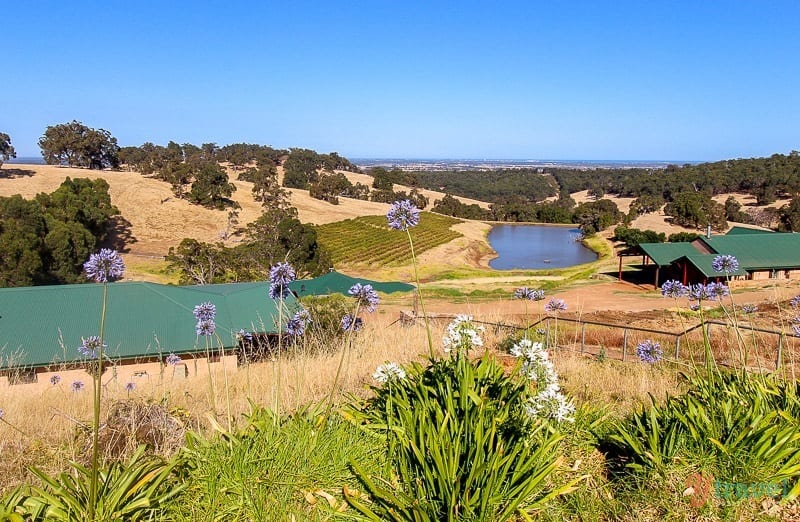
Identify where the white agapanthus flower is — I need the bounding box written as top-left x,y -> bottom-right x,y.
510,338 -> 575,423
373,362 -> 406,384
442,315 -> 485,353
524,388 -> 576,423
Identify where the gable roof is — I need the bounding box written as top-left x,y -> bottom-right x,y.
0,281 -> 300,369
638,242 -> 700,266
288,270 -> 414,297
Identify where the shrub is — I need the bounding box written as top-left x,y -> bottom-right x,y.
344,330 -> 578,520
606,369 -> 800,499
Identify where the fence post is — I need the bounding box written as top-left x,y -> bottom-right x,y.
675,335 -> 681,359
622,329 -> 628,361
581,323 -> 586,353
776,334 -> 783,370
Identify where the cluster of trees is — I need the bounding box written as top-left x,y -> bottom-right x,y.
432,193 -> 622,234
0,178 -> 118,286
409,169 -> 559,204
118,141 -> 237,208
612,226 -> 701,250
39,121 -> 120,169
366,168 -> 428,208
167,169 -> 330,284
0,132 -> 16,168
282,148 -> 358,189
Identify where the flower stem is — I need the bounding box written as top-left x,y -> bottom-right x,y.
88,282 -> 108,521
407,229 -> 434,358
325,302 -> 361,419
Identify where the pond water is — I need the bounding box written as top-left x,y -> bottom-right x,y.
487,225 -> 597,270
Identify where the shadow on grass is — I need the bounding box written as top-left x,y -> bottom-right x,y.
103,216 -> 137,253
0,167 -> 35,178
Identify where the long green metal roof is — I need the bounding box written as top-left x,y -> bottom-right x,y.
0,281 -> 299,369
699,233 -> 800,271
288,270 -> 414,297
637,242 -> 700,266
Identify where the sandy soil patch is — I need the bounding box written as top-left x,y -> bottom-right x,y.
571,190 -> 635,214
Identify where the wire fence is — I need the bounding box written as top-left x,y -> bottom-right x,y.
399,311 -> 792,370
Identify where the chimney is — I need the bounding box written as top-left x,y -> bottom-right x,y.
706,224 -> 712,239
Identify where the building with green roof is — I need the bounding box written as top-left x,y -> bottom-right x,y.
636,228 -> 800,287
0,281 -> 300,373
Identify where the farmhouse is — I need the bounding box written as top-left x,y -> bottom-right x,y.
636,228 -> 800,287
0,281 -> 301,389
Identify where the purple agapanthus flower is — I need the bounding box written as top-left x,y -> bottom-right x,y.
195,319 -> 216,336
712,254 -> 739,274
741,304 -> 758,314
791,296 -> 800,308
269,262 -> 296,299
125,382 -> 136,392
793,324 -> 800,338
387,199 -> 421,231
50,375 -> 61,386
78,335 -> 106,359
636,339 -> 663,363
661,279 -> 688,298
193,302 -> 216,322
688,282 -> 728,302
165,353 -> 182,365
341,314 -> 363,332
71,380 -> 85,392
237,329 -> 253,342
348,283 -> 379,313
83,249 -> 125,283
544,298 -> 567,313
705,282 -> 730,300
514,287 -> 546,301
285,310 -> 309,337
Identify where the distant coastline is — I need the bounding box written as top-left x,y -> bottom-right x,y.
7,156 -> 700,171
6,157 -> 45,165
352,158 -> 697,171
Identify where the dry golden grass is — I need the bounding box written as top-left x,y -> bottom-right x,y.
0,311 -> 685,492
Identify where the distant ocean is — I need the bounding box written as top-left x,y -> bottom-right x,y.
6,156 -> 698,171
6,157 -> 45,165
352,158 -> 697,171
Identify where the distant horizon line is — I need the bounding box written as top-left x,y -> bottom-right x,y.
2,155 -> 715,167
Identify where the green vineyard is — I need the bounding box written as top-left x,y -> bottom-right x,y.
316,213 -> 463,266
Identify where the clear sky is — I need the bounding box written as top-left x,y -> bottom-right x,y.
4,1 -> 799,161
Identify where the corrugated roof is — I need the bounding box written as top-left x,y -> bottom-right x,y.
726,226 -> 774,235
638,242 -> 700,266
0,281 -> 300,369
700,233 -> 800,270
681,254 -> 749,277
289,270 -> 414,297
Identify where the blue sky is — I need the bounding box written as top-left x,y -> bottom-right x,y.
4,1 -> 799,161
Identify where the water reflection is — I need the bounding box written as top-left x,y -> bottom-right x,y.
487,225 -> 597,270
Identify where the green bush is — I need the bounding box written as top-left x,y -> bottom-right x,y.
4,446 -> 183,521
607,369 -> 800,498
345,344 -> 578,521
